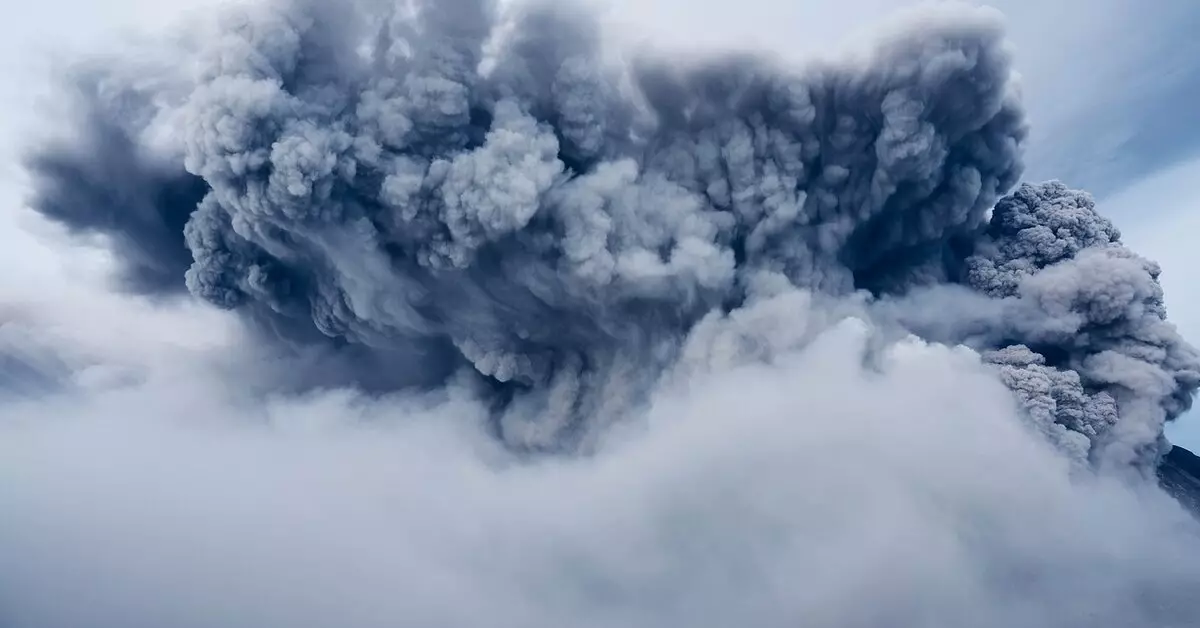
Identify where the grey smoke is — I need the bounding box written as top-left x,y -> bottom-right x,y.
7,0 -> 1200,625
24,72 -> 208,295
876,181 -> 1200,469
23,0 -> 1017,437
23,0 -> 1195,467
967,182 -> 1200,469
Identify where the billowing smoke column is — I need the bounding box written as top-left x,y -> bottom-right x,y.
24,0 -> 1198,466
968,183 -> 1200,468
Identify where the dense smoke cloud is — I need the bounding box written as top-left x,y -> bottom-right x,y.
968,182 -> 1200,467
6,0 -> 1200,625
876,181 -> 1200,469
25,0 -> 1033,446
23,0 -> 1196,466
24,71 -> 209,294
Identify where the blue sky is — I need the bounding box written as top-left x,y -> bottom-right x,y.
2,0 -> 1199,448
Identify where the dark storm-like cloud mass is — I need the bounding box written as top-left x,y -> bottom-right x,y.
24,74 -> 209,294
8,1 -> 1200,626
23,0 -> 1196,467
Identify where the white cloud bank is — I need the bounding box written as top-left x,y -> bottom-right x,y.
1,261 -> 1200,627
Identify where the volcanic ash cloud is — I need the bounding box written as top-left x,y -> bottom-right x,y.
5,2 -> 1200,625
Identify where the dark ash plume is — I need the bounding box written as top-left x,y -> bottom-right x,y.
25,74 -> 208,295
966,182 -> 1200,469
21,0 -> 1197,465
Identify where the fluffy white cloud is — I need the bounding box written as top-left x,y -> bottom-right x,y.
1,278 -> 1198,627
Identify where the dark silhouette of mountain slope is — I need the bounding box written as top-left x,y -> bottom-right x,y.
1160,445 -> 1200,515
